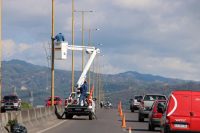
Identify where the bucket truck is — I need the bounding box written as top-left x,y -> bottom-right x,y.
54,41 -> 100,120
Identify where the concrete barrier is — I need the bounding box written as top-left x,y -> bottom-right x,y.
0,106 -> 64,133
0,113 -> 9,133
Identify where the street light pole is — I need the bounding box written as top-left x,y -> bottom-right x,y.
98,55 -> 102,108
74,10 -> 93,72
71,0 -> 75,92
0,0 -> 2,110
88,28 -> 99,92
51,0 -> 55,106
81,11 -> 84,72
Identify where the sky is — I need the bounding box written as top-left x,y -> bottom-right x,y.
2,0 -> 200,81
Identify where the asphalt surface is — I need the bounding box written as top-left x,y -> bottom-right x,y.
124,110 -> 160,133
37,109 -> 160,133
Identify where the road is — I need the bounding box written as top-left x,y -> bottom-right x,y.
124,110 -> 160,133
38,109 -> 160,133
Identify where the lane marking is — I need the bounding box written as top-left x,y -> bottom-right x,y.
37,120 -> 67,133
167,94 -> 177,116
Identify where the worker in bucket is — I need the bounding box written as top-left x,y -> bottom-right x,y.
53,33 -> 65,42
79,80 -> 88,106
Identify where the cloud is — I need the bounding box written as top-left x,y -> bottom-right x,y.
3,40 -> 31,58
2,0 -> 200,81
2,39 -> 48,66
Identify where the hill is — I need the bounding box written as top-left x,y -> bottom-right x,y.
2,59 -> 200,107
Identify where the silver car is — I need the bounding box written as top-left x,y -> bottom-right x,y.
130,95 -> 143,112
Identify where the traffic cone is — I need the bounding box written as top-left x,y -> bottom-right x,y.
119,108 -> 123,117
118,104 -> 120,113
121,114 -> 126,128
128,127 -> 132,133
119,101 -> 122,109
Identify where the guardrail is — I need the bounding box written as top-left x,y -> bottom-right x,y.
0,106 -> 63,133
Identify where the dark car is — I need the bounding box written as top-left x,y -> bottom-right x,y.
129,95 -> 143,112
1,95 -> 21,112
46,96 -> 63,107
148,100 -> 167,131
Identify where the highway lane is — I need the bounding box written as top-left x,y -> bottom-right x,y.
39,109 -> 160,133
124,110 -> 160,133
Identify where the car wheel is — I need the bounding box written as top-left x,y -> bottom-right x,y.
131,109 -> 134,112
148,122 -> 154,131
1,108 -> 5,113
138,113 -> 144,122
89,113 -> 93,120
164,125 -> 171,133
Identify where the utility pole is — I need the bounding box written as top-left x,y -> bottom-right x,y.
74,10 -> 93,72
88,28 -> 99,92
95,54 -> 99,102
71,0 -> 75,92
0,0 -> 2,110
81,11 -> 84,72
98,57 -> 101,107
88,29 -> 91,91
51,0 -> 55,106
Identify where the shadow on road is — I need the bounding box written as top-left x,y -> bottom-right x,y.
131,128 -> 160,132
126,119 -> 148,123
124,111 -> 139,114
118,119 -> 148,123
71,117 -> 88,120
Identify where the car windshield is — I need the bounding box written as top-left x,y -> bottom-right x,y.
135,96 -> 143,100
144,95 -> 166,101
3,96 -> 18,101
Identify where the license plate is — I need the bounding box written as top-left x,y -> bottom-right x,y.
174,124 -> 187,128
75,108 -> 82,111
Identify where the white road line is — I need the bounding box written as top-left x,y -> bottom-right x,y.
37,120 -> 67,133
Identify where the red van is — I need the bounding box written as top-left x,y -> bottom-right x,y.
160,90 -> 200,133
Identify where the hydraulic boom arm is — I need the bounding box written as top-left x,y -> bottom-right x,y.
55,42 -> 100,89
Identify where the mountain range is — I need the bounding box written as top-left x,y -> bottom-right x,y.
2,59 -> 200,107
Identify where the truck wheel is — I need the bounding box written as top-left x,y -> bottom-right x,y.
138,113 -> 144,122
65,113 -> 73,119
89,113 -> 93,120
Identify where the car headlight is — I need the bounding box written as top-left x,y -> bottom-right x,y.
14,103 -> 19,106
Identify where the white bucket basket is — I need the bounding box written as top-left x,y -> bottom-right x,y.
55,42 -> 68,60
